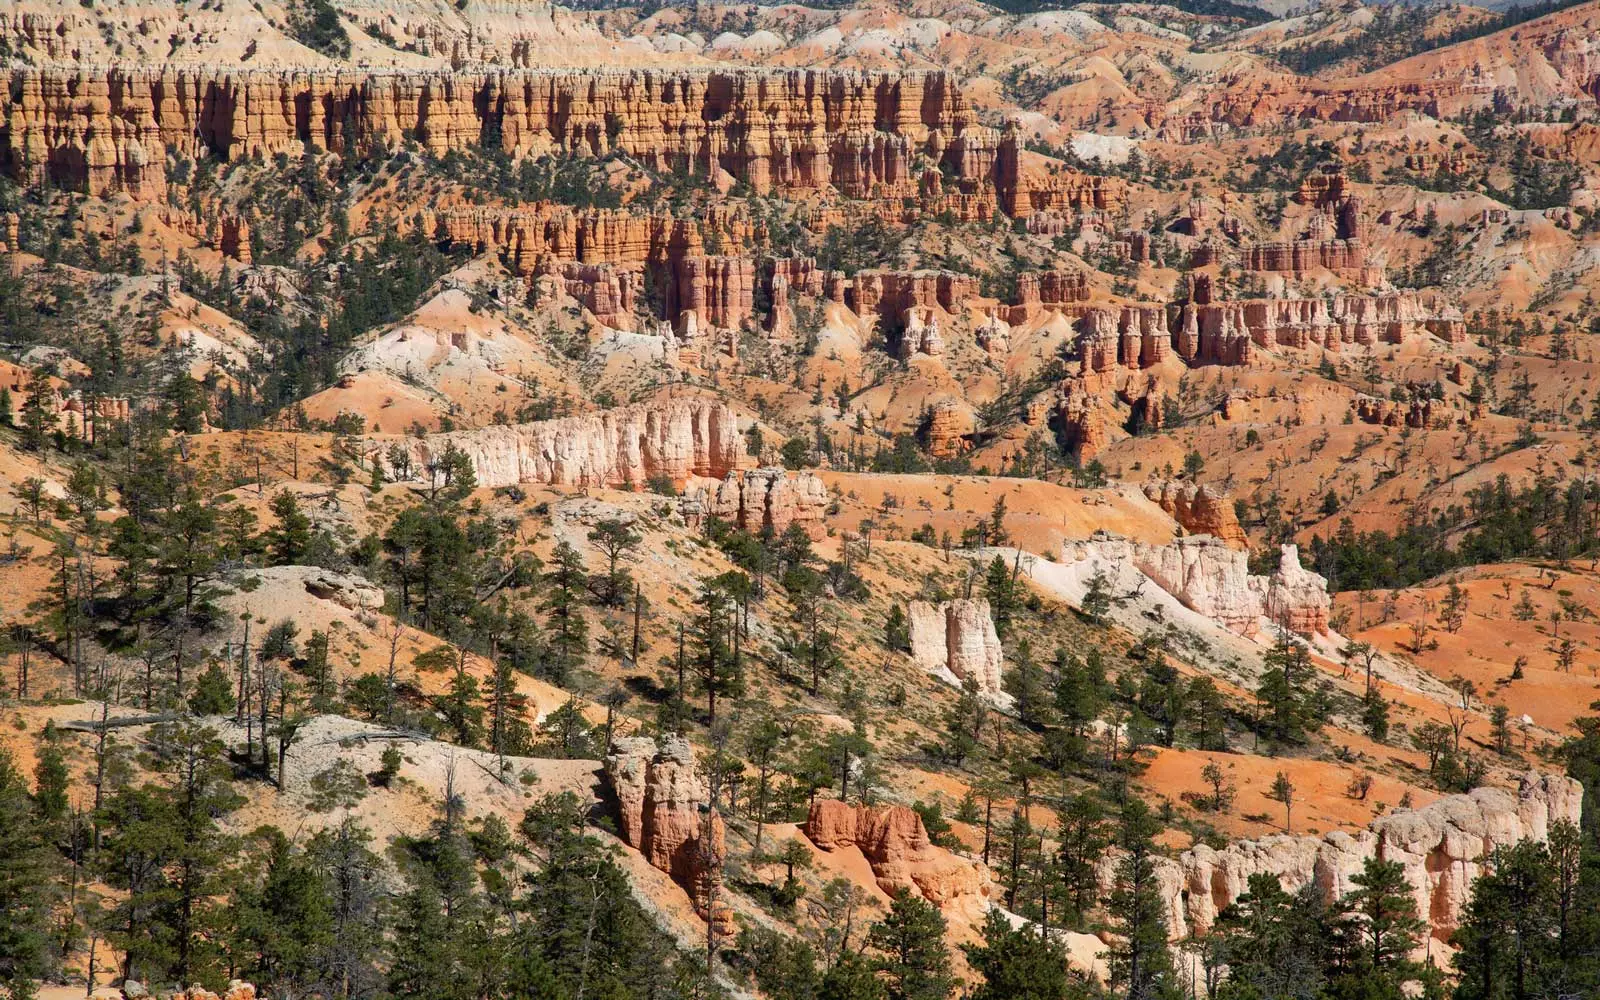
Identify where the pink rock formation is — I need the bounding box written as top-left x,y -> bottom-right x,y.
379,398 -> 741,490
919,400 -> 973,458
850,270 -> 979,323
558,263 -> 638,330
1066,536 -> 1330,637
1078,307 -> 1169,371
1177,293 -> 1462,365
605,736 -> 734,930
2,67 -> 986,201
1143,481 -> 1247,548
899,309 -> 946,359
683,468 -> 828,536
907,598 -> 1004,697
803,799 -> 991,917
1355,394 -> 1453,429
1103,771 -> 1583,945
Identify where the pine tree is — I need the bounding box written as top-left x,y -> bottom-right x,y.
32,734 -> 69,824
964,909 -> 1087,1000
868,888 -> 953,1000
266,491 -> 313,566
17,376 -> 52,451
884,604 -> 910,652
0,745 -> 57,993
1106,799 -> 1180,1000
542,540 -> 589,687
188,660 -> 236,716
1333,856 -> 1426,994
588,517 -> 641,608
232,831 -> 336,996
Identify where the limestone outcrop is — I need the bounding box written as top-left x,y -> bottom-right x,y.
1077,306 -> 1169,372
803,799 -> 991,916
605,736 -> 733,930
1142,481 -> 1247,548
1177,293 -> 1465,365
0,67 -> 1008,204
376,398 -> 741,490
682,468 -> 828,536
907,598 -> 1005,697
1064,535 -> 1330,637
1355,394 -> 1453,429
1103,771 -> 1583,944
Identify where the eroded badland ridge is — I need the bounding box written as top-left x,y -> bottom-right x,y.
5,0 -> 1600,997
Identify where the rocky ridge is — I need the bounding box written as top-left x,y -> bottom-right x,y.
376,397 -> 743,490
1064,535 -> 1331,637
1125,771 -> 1585,945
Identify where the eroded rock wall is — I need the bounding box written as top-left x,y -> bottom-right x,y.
1064,535 -> 1330,637
1176,293 -> 1464,365
803,799 -> 991,918
1142,480 -> 1247,548
907,598 -> 1005,697
605,736 -> 734,930
1,67 -> 986,199
681,468 -> 828,536
1111,772 -> 1583,944
376,398 -> 742,489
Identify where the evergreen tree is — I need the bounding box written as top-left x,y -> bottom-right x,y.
884,604 -> 910,652
965,909 -> 1089,1000
1331,856 -> 1427,997
266,491 -> 313,567
1212,874 -> 1329,1000
0,745 -> 57,994
32,733 -> 70,825
232,830 -> 336,997
542,540 -> 589,687
188,660 -> 236,717
1106,799 -> 1179,1000
868,888 -> 953,1000
588,517 -> 641,608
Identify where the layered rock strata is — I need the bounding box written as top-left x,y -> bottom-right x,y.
1176,293 -> 1465,365
1077,306 -> 1170,372
376,398 -> 741,490
0,67 -> 1009,202
907,598 -> 1005,697
605,736 -> 733,930
1142,481 -> 1247,548
1101,772 -> 1583,945
803,799 -> 991,916
1064,535 -> 1330,637
681,468 -> 828,536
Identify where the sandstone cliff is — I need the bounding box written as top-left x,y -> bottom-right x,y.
605,735 -> 734,930
680,468 -> 828,536
907,598 -> 1005,698
1142,480 -> 1247,548
1107,771 -> 1583,945
803,799 -> 991,919
1177,292 -> 1465,366
1064,535 -> 1330,638
375,398 -> 742,490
